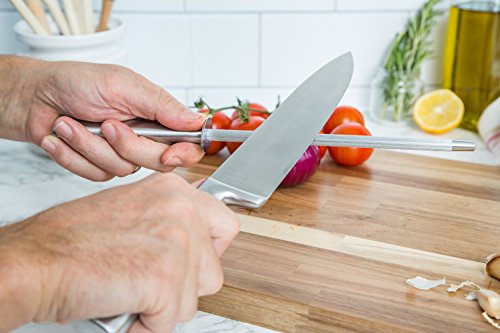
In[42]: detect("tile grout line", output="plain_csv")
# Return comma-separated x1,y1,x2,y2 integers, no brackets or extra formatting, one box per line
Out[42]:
105,10,424,15
257,13,263,87
188,12,194,93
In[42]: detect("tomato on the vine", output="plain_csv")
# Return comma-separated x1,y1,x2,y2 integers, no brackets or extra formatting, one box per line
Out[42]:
323,106,364,134
231,102,270,120
226,116,266,154
328,122,373,167
198,109,231,155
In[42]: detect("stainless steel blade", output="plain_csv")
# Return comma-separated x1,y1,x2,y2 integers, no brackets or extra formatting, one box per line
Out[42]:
199,53,354,207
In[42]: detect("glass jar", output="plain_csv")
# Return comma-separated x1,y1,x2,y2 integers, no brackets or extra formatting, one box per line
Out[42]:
443,1,500,132
369,68,424,125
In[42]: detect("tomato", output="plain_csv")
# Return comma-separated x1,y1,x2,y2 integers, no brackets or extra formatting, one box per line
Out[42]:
198,109,231,155
323,106,364,134
226,116,266,154
327,122,373,167
231,102,270,120
318,130,327,159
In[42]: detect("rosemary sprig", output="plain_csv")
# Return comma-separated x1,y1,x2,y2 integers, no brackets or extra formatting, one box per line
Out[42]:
381,0,442,121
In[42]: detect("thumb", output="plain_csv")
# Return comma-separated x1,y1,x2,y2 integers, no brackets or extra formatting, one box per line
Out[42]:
118,70,206,131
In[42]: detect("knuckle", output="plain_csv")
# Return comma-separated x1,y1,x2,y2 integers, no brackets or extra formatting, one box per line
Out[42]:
156,172,187,187
156,164,176,173
164,223,191,251
110,137,135,158
87,172,114,182
114,165,137,178
170,197,198,221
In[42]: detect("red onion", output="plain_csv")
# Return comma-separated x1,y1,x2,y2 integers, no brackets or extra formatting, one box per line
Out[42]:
279,146,321,188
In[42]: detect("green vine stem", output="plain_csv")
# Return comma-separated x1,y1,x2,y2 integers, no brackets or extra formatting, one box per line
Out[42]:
193,97,273,123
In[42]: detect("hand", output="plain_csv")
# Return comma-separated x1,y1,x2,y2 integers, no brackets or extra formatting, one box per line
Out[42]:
0,56,206,181
0,173,240,333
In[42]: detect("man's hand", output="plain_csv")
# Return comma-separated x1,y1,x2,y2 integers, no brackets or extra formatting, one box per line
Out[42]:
0,56,206,181
0,173,240,333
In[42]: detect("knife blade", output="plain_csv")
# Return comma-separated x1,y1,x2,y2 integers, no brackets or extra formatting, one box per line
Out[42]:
81,120,476,152
198,53,353,207
72,53,354,333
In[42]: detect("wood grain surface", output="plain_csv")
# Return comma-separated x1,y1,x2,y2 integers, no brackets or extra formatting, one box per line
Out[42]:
174,150,500,332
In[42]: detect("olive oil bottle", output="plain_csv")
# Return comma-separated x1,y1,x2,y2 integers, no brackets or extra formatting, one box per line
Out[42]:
443,1,500,132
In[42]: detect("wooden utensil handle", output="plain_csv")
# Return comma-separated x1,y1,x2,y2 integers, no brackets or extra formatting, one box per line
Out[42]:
10,0,49,35
97,0,114,32
42,0,71,35
25,0,50,33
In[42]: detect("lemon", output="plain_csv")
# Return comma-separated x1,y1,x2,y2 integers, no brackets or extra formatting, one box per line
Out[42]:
413,89,464,134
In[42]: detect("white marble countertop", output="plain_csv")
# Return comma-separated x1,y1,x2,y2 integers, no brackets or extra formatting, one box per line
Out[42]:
0,139,276,333
364,117,500,166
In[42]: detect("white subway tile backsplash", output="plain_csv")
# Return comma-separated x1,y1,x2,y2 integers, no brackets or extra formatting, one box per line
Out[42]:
0,0,453,108
337,0,428,11
116,13,191,87
186,0,335,12
0,1,12,10
92,0,185,12
0,12,23,54
261,13,409,87
420,14,449,86
191,14,259,87
340,86,371,111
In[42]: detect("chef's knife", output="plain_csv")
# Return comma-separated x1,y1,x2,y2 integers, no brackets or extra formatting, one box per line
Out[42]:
71,52,354,333
81,119,476,152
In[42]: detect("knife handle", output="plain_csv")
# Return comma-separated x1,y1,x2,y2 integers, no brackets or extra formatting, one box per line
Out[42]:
76,118,213,152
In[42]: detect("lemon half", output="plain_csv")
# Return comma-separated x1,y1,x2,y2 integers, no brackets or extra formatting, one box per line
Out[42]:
413,89,464,134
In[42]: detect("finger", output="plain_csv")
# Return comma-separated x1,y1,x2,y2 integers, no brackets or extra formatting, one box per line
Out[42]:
101,119,176,172
133,293,180,333
160,142,204,168
128,318,175,333
40,135,114,182
176,240,199,322
195,192,240,257
53,117,137,177
191,178,206,188
197,242,224,297
115,69,206,131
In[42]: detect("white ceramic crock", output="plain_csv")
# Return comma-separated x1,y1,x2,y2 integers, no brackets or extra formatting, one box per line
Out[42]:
14,17,127,65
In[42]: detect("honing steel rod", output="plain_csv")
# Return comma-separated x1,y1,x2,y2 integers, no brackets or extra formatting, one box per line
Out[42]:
79,120,476,152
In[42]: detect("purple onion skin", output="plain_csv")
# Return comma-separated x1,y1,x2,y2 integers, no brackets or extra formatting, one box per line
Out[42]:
279,146,321,188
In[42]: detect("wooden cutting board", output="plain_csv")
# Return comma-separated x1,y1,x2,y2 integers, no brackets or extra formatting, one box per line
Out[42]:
174,150,500,332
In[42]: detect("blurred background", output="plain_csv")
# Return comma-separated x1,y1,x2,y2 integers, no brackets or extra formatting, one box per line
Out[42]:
0,0,451,108
1,0,499,165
